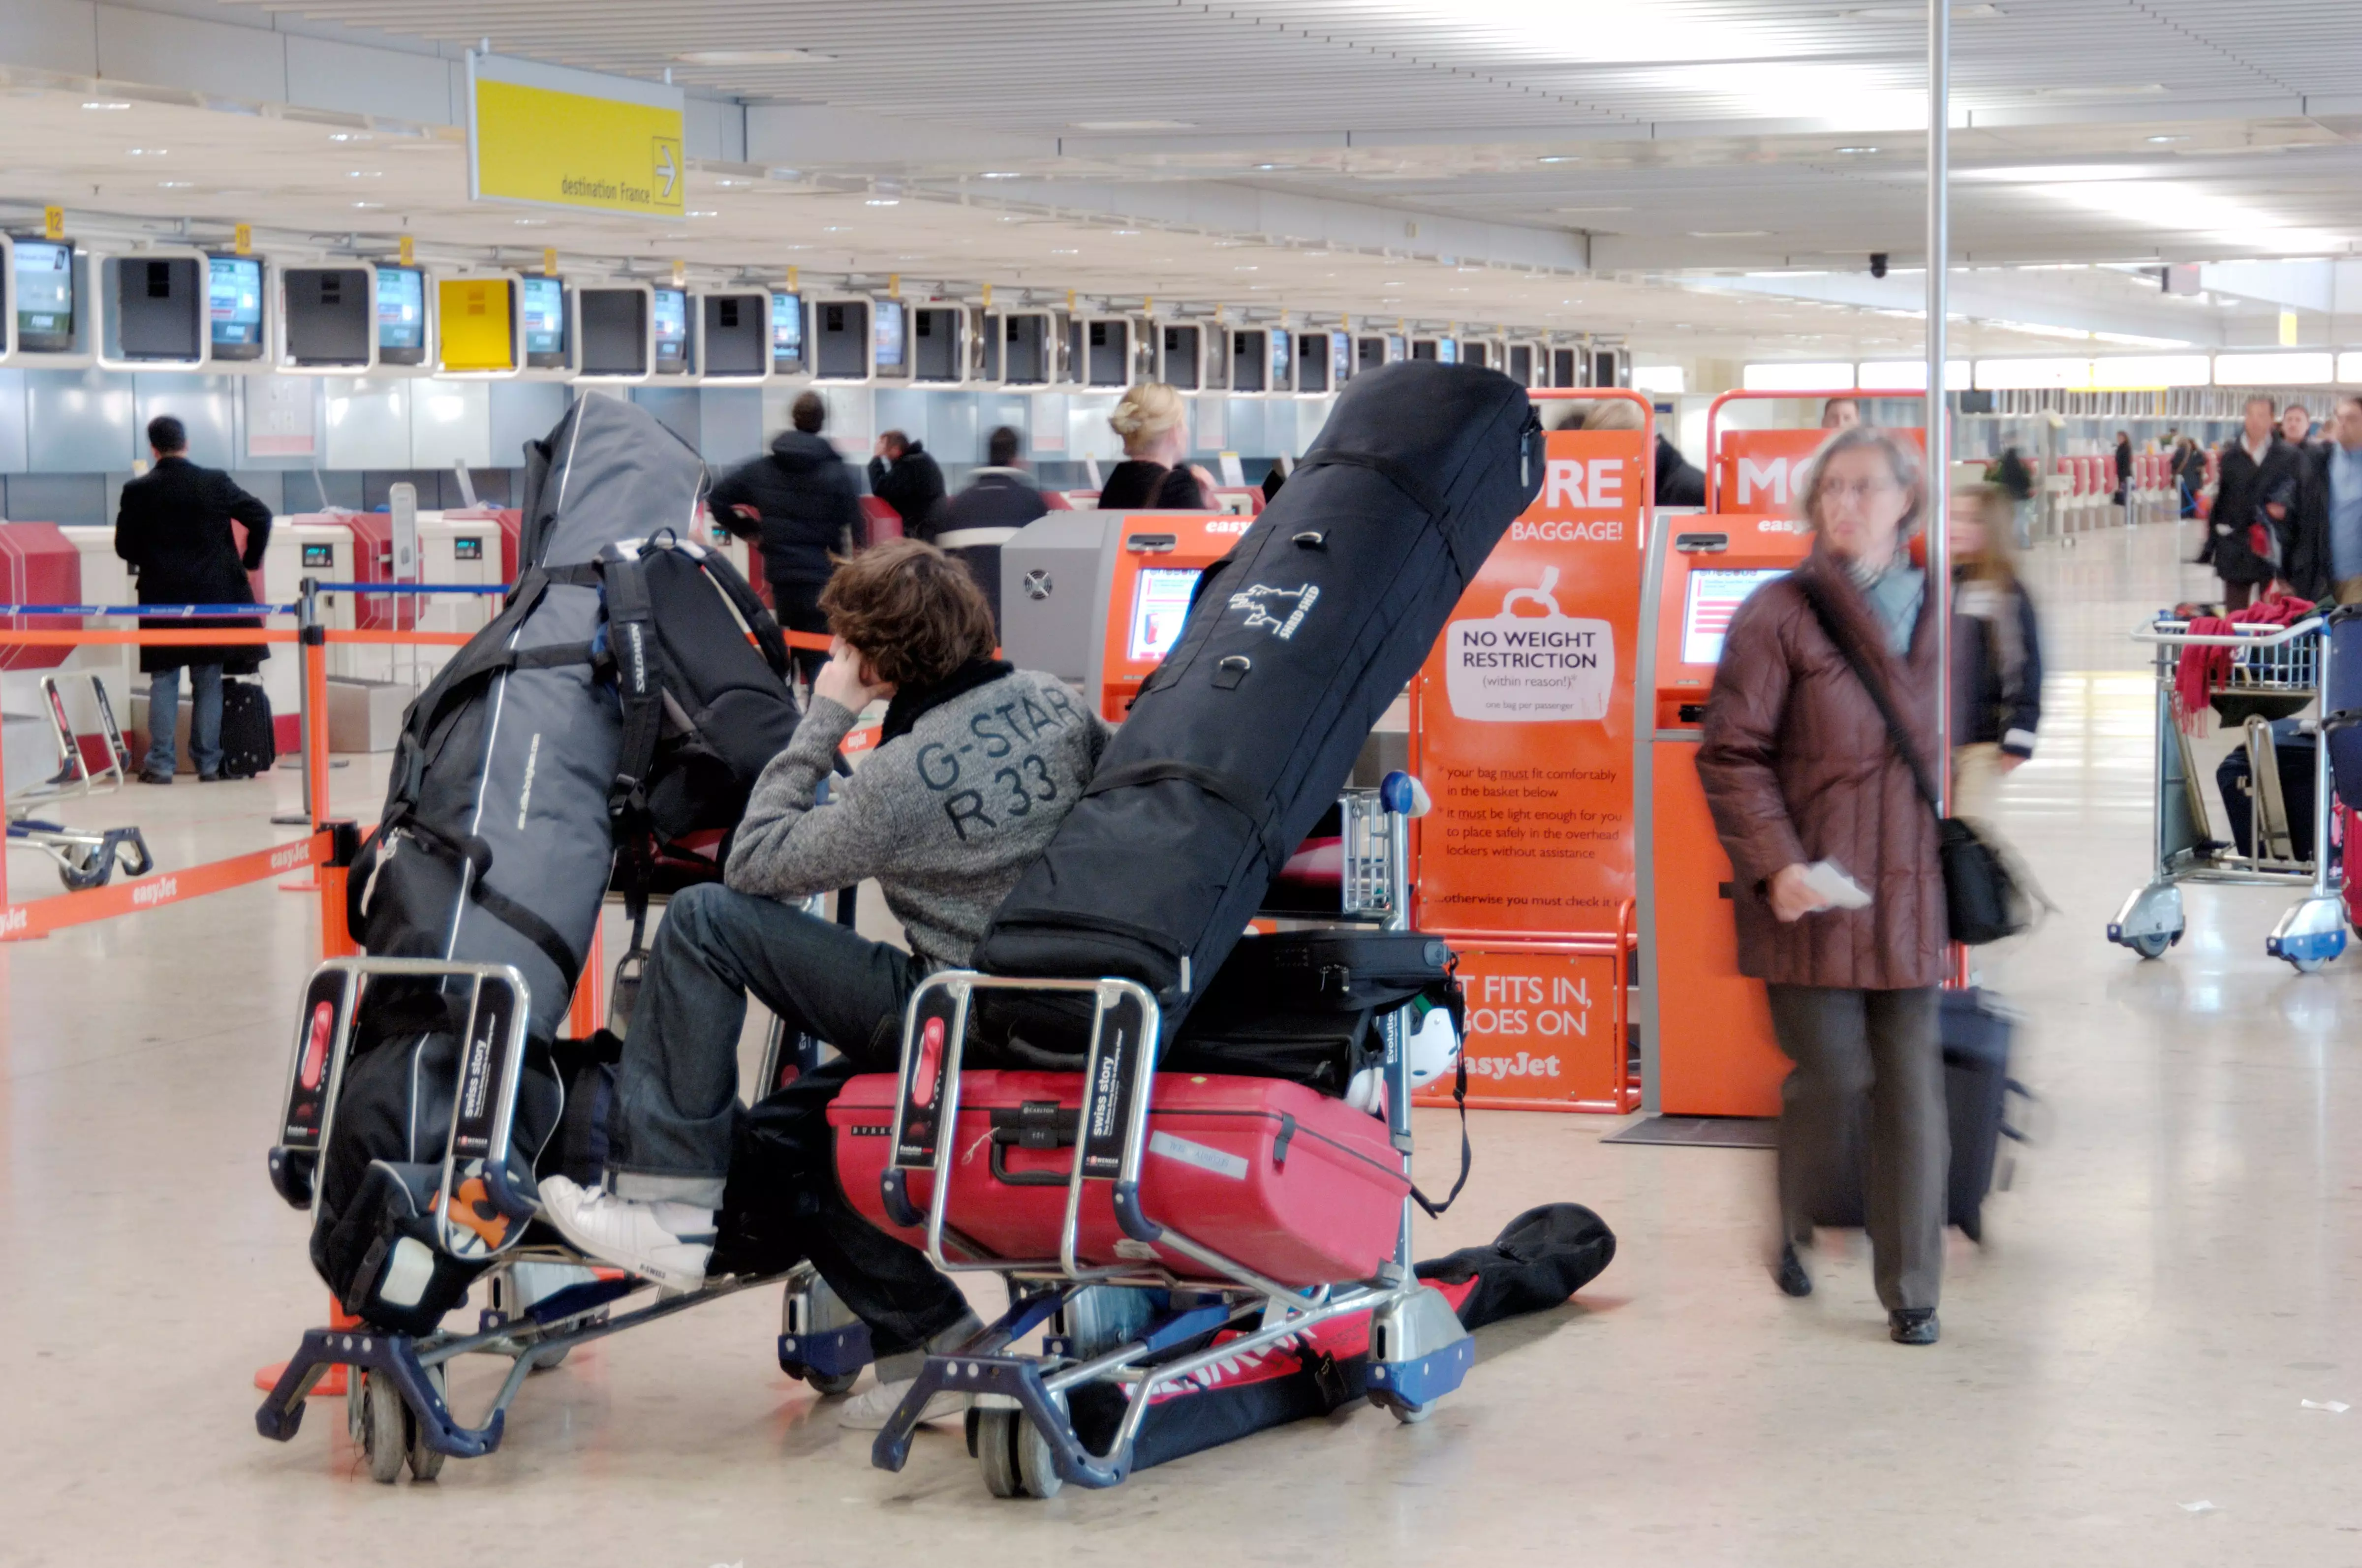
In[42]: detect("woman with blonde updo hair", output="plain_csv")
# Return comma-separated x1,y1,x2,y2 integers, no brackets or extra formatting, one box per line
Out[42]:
1098,382,1218,510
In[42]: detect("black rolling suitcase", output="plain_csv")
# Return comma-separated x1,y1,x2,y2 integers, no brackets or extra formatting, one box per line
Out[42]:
2216,716,2316,861
2324,605,2362,809
973,362,1542,1037
1813,988,2030,1241
218,676,275,778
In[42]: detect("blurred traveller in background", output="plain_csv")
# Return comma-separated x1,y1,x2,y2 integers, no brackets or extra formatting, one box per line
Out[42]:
2176,436,2208,520
1950,482,2045,825
1100,383,1217,510
1696,426,1948,1347
711,390,868,683
2283,402,2319,452
2113,430,2134,508
868,429,945,537
922,425,1044,632
114,414,271,784
1821,397,1862,430
2208,394,2300,611
2294,394,2362,604
1553,400,1706,506
1991,444,2036,547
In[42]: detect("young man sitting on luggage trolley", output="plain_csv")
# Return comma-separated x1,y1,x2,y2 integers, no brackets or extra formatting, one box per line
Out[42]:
540,538,1110,1427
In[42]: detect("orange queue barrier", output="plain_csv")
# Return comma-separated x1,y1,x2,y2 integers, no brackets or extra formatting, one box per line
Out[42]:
0,830,334,941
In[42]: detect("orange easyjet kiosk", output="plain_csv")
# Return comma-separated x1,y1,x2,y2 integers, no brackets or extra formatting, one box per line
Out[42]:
1634,514,1815,1116
1088,510,1253,721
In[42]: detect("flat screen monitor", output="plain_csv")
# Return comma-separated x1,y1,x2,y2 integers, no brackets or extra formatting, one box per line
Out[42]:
1269,328,1291,390
376,265,425,364
771,292,803,369
1437,339,1459,365
873,299,905,369
1332,332,1351,381
1681,568,1787,667
520,276,566,368
207,255,264,359
1126,566,1202,663
652,287,688,371
13,238,74,352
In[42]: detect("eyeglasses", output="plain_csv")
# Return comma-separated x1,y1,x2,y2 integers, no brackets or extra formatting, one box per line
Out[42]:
1819,478,1901,503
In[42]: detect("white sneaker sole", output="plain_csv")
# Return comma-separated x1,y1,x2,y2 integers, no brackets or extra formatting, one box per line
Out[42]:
837,1389,971,1432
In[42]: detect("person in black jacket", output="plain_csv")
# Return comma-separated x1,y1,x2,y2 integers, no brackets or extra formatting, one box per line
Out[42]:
867,430,945,537
1949,483,2044,827
2113,431,2133,508
113,415,271,783
710,392,868,681
2209,395,2301,611
920,425,1044,632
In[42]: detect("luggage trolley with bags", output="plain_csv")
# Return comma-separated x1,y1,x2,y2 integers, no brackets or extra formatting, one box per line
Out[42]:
845,360,1547,1497
2108,606,2346,971
253,396,875,1482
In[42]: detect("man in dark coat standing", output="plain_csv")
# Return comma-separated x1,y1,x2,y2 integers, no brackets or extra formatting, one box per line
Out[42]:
918,425,1045,631
2208,395,2300,611
867,430,945,537
114,415,271,783
709,391,869,682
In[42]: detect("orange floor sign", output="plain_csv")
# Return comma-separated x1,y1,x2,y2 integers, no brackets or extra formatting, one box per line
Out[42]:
1413,425,1648,935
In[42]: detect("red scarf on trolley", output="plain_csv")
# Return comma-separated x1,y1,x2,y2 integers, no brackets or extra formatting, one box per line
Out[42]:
2174,592,2316,732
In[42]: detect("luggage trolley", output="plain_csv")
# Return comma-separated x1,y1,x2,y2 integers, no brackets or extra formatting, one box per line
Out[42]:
863,770,1473,1498
254,955,871,1483
7,671,152,890
2108,611,2346,972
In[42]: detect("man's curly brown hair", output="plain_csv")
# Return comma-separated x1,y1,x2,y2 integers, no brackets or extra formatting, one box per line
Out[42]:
817,538,997,689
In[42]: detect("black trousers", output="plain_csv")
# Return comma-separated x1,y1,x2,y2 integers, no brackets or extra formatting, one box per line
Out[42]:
770,577,830,683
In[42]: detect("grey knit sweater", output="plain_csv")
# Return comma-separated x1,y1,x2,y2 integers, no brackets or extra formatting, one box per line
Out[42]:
724,672,1109,968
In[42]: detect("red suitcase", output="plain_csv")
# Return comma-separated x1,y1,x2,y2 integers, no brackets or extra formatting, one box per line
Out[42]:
831,1070,1409,1289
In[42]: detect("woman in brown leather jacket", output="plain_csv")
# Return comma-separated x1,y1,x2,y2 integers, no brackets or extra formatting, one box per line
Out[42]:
1696,425,1949,1346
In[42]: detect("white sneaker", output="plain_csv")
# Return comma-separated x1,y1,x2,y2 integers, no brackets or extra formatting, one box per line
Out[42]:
836,1376,971,1431
536,1175,714,1294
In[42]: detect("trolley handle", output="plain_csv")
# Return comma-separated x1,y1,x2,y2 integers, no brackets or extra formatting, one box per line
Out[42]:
2131,616,2323,647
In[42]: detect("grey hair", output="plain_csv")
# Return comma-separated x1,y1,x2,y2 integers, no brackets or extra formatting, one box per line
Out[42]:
1796,424,1926,540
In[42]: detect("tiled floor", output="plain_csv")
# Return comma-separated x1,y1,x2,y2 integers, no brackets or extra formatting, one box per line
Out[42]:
7,517,2362,1566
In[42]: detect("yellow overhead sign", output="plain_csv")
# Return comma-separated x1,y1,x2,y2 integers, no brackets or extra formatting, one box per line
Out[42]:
468,53,685,220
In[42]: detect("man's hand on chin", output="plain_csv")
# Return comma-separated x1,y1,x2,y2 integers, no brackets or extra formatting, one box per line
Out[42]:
812,638,894,713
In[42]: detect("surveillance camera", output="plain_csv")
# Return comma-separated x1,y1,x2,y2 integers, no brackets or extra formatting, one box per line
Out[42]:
1870,252,1890,279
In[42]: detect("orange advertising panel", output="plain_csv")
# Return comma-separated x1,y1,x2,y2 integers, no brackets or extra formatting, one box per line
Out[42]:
1412,426,1648,937
1416,942,1629,1112
1712,426,1926,515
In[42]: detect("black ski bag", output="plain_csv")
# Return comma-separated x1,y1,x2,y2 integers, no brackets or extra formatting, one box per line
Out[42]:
972,360,1542,1029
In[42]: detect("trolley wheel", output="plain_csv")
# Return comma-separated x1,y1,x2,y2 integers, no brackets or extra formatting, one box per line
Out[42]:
1371,1391,1432,1425
403,1366,447,1482
976,1408,1026,1499
2288,954,2330,975
802,1367,862,1397
1013,1410,1065,1499
2129,932,2172,960
359,1370,406,1485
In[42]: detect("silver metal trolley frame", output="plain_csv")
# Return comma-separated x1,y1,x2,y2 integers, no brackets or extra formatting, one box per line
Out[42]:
254,955,870,1483
7,671,151,890
868,770,1472,1497
2108,613,2347,971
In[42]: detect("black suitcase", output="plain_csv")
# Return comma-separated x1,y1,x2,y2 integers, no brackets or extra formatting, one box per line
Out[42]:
218,676,275,778
1812,988,2028,1242
973,361,1542,1032
2323,606,2362,809
2216,717,2316,861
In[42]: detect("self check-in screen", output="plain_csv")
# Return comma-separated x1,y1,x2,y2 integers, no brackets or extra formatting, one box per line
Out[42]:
1682,568,1787,667
652,288,687,368
874,300,905,368
771,292,802,362
207,256,262,347
375,265,423,353
1126,567,1201,662
520,276,565,361
14,239,74,345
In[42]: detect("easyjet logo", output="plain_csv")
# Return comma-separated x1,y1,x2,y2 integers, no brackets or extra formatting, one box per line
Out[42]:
1466,1050,1564,1081
270,842,310,872
0,905,25,936
1205,518,1251,535
131,875,179,908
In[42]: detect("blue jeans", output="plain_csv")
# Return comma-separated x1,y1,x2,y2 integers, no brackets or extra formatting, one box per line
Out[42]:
147,664,222,778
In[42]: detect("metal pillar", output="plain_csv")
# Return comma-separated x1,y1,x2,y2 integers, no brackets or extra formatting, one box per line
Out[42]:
1927,0,1952,805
